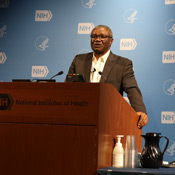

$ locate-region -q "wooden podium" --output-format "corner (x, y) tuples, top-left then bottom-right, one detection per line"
(0, 82), (142, 175)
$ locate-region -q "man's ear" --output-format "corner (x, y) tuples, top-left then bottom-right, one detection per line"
(110, 38), (114, 46)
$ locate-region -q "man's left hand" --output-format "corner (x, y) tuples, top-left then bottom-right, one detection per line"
(137, 112), (148, 129)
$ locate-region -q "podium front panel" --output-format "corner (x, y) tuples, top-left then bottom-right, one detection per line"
(0, 123), (97, 175)
(0, 82), (100, 125)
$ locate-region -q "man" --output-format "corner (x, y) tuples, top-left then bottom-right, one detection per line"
(67, 25), (148, 128)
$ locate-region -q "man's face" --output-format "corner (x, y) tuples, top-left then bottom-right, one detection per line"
(91, 27), (113, 56)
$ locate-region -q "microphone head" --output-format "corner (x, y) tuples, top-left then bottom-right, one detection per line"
(50, 71), (64, 80)
(98, 71), (102, 75)
(91, 68), (96, 73)
(58, 71), (63, 75)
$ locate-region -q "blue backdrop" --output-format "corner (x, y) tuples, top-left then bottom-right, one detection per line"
(0, 0), (175, 163)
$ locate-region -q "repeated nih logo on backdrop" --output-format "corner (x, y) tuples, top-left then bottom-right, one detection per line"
(165, 19), (175, 35)
(162, 51), (175, 63)
(0, 23), (7, 37)
(82, 0), (96, 8)
(165, 0), (175, 5)
(0, 52), (7, 64)
(163, 79), (175, 95)
(35, 10), (53, 22)
(120, 39), (137, 50)
(31, 66), (49, 78)
(164, 139), (175, 158)
(78, 23), (94, 34)
(123, 9), (138, 23)
(35, 36), (49, 51)
(161, 111), (175, 124)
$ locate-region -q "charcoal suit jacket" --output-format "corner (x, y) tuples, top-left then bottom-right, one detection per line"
(67, 51), (147, 113)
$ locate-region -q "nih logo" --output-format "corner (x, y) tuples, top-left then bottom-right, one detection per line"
(123, 9), (138, 23)
(161, 111), (175, 124)
(164, 140), (175, 157)
(35, 10), (53, 22)
(162, 51), (175, 63)
(82, 0), (96, 8)
(78, 23), (95, 34)
(163, 79), (175, 95)
(0, 52), (7, 64)
(165, 0), (175, 4)
(31, 66), (49, 78)
(0, 24), (7, 37)
(0, 94), (13, 110)
(165, 19), (175, 35)
(120, 39), (137, 50)
(35, 36), (49, 51)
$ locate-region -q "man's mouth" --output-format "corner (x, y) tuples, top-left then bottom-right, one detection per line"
(94, 43), (102, 48)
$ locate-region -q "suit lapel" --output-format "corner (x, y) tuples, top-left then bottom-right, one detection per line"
(100, 52), (116, 83)
(84, 52), (93, 82)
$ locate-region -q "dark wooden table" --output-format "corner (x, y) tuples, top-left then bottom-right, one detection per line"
(97, 167), (175, 175)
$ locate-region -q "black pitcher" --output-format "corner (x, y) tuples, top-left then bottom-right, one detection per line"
(140, 132), (169, 168)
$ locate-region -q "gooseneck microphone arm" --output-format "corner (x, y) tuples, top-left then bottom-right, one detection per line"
(50, 71), (64, 80)
(31, 71), (63, 82)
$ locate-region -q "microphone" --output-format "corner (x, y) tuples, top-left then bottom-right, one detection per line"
(31, 71), (63, 82)
(91, 68), (96, 73)
(98, 71), (102, 75)
(50, 71), (64, 80)
(98, 71), (106, 80)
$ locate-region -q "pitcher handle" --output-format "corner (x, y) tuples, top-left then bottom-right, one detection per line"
(161, 136), (169, 155)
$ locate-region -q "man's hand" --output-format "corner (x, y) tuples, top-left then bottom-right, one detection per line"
(137, 112), (148, 129)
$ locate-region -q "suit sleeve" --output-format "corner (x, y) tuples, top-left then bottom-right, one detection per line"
(122, 60), (147, 113)
(67, 56), (77, 74)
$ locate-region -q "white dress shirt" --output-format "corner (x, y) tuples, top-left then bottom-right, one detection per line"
(90, 50), (110, 82)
